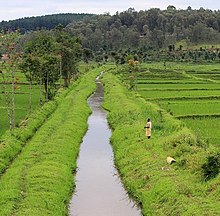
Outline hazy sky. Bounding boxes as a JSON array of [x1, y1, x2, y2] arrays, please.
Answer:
[[1, 0, 220, 21]]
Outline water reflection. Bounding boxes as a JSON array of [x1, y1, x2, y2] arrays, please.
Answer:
[[69, 78, 141, 216]]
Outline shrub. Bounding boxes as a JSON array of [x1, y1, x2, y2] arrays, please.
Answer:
[[202, 153, 220, 181]]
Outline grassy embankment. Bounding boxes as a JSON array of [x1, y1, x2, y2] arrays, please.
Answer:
[[102, 71, 220, 215], [0, 68, 99, 216]]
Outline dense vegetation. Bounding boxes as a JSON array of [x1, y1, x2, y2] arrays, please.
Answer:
[[102, 71, 220, 215], [0, 13, 94, 33], [65, 6, 220, 51]]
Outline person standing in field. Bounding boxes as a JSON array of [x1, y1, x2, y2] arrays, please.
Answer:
[[145, 118, 152, 139]]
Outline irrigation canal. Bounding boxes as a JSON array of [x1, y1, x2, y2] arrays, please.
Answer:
[[69, 76, 141, 216]]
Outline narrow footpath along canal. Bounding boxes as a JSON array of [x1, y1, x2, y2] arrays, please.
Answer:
[[69, 75, 141, 216]]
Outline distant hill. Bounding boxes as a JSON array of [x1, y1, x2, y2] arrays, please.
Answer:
[[0, 13, 95, 33]]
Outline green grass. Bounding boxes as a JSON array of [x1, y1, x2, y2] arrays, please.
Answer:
[[0, 86, 71, 175], [0, 68, 100, 216], [102, 72, 220, 215], [158, 100, 220, 117], [133, 63, 220, 150], [0, 68, 41, 136], [138, 83, 220, 90], [139, 89, 220, 100], [194, 74, 220, 80], [0, 68, 28, 83], [107, 63, 220, 215], [183, 117, 220, 147]]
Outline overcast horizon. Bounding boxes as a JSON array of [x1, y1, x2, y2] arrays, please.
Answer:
[[1, 0, 220, 22]]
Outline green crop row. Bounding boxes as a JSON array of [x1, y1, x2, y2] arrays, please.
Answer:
[[0, 68, 99, 216], [138, 83, 220, 90], [183, 117, 220, 147], [158, 100, 220, 117], [141, 62, 220, 73], [138, 88, 220, 92], [137, 74, 188, 80], [139, 89, 220, 99], [187, 71, 220, 74], [102, 72, 220, 215], [137, 79, 209, 84]]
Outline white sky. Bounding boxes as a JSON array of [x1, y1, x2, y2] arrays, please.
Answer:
[[0, 0, 220, 21]]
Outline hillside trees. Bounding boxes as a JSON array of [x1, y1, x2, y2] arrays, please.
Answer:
[[0, 13, 94, 33], [2, 7, 220, 54], [66, 6, 220, 55], [2, 7, 220, 66]]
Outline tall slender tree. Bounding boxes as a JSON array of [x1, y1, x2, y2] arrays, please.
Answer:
[[0, 30, 21, 129]]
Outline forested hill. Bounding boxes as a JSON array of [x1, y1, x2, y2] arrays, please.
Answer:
[[2, 6, 220, 51], [0, 13, 94, 33], [65, 6, 220, 51]]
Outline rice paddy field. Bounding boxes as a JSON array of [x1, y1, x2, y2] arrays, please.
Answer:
[[136, 62, 220, 148]]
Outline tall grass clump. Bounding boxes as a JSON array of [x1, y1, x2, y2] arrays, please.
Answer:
[[102, 72, 220, 215], [0, 68, 99, 216]]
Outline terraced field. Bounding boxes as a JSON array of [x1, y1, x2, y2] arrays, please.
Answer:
[[136, 63, 220, 147], [158, 100, 220, 117], [139, 89, 220, 100]]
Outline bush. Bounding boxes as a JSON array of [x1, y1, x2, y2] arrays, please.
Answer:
[[202, 153, 220, 181]]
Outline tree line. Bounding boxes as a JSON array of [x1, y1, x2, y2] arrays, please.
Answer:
[[62, 6, 220, 64], [66, 6, 220, 51], [2, 6, 220, 50], [0, 13, 94, 34]]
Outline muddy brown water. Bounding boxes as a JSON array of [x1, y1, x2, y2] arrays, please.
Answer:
[[69, 77, 141, 216]]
